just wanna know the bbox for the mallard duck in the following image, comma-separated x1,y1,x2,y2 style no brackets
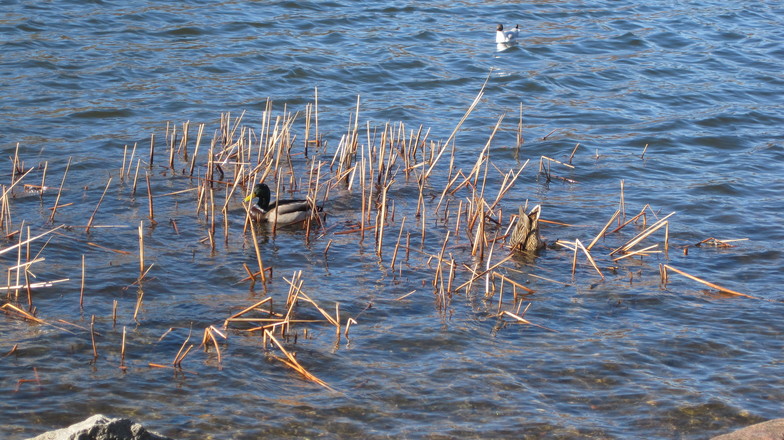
244,183,323,226
510,205,545,252
496,24,520,44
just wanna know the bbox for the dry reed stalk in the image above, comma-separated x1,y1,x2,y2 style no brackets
488,160,529,211
90,314,97,360
79,255,85,309
201,325,226,365
344,317,357,339
208,187,215,250
541,128,558,140
516,103,524,150
454,254,514,292
659,263,668,285
491,272,535,294
390,216,406,271
13,367,41,392
3,344,19,357
282,275,338,327
470,202,485,258
394,290,417,301
127,143,137,180
120,326,127,369
587,210,621,250
0,225,64,258
180,120,190,159
610,212,675,255
662,265,757,299
145,172,157,225
609,205,651,234
568,143,580,164
1,303,46,324
137,221,145,278
264,329,334,391
425,74,489,179
223,297,274,328
375,180,394,257
11,143,21,184
173,327,193,367
502,310,558,332
121,145,128,179
86,177,112,233
0,278,68,292
189,123,205,176
167,122,176,169
133,285,145,322
334,302,341,340
132,158,141,196
575,239,604,279
641,143,649,159
619,180,625,222
484,232,498,296
571,240,578,277
612,244,660,261
149,133,155,169
48,157,71,223
112,299,118,327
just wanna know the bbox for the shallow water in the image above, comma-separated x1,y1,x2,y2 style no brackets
2,1,784,439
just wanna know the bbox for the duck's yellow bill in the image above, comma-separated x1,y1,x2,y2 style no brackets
243,194,252,202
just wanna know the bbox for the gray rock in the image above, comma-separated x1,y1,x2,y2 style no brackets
27,414,173,440
711,418,784,440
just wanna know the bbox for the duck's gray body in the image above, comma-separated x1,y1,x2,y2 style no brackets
245,183,322,226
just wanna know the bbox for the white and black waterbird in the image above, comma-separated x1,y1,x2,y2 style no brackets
496,24,520,44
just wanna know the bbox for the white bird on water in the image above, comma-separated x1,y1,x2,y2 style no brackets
496,24,520,44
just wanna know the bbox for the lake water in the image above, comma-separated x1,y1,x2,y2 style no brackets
2,1,783,438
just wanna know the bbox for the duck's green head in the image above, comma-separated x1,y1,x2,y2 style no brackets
244,183,271,210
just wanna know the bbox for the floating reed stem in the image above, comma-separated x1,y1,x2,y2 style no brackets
264,329,334,391
502,310,558,332
662,265,757,299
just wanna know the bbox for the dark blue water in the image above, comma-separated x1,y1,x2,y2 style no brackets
2,1,783,438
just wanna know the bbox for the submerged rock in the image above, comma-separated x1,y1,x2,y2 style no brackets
27,414,173,440
711,418,784,440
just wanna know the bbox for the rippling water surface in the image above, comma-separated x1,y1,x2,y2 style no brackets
2,1,783,439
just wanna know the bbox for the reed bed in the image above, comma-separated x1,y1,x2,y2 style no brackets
0,86,760,392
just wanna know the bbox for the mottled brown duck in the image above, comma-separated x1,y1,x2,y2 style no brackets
510,205,545,252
